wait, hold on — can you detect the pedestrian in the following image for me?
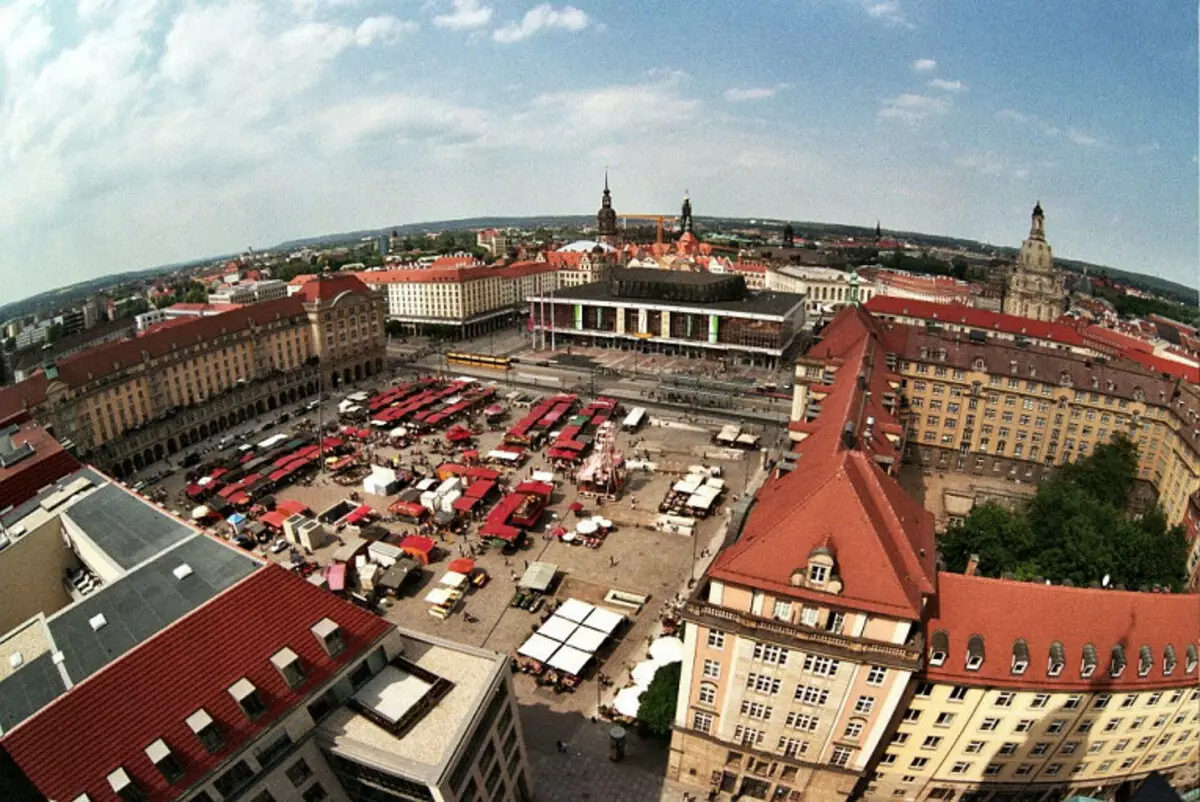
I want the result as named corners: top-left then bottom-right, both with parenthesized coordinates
top-left (524, 559), bottom-right (529, 569)
top-left (609, 555), bottom-right (617, 567)
top-left (555, 739), bottom-right (565, 753)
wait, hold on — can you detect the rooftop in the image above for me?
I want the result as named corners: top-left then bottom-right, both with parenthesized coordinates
top-left (0, 421), bottom-right (80, 513)
top-left (62, 483), bottom-right (194, 571)
top-left (2, 563), bottom-right (392, 801)
top-left (320, 634), bottom-right (503, 780)
top-left (533, 278), bottom-right (806, 318)
top-left (864, 295), bottom-right (1086, 348)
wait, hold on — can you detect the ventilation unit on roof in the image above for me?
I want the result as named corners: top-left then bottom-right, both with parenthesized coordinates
top-left (173, 563), bottom-right (194, 580)
top-left (89, 613), bottom-right (108, 631)
top-left (8, 652), bottom-right (22, 669)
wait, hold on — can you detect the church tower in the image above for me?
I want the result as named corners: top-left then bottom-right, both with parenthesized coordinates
top-left (680, 192), bottom-right (694, 234)
top-left (1003, 201), bottom-right (1066, 322)
top-left (596, 171), bottom-right (618, 246)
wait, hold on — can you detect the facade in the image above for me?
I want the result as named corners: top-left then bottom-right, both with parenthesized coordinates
top-left (673, 306), bottom-right (1200, 801)
top-left (1003, 203), bottom-right (1066, 323)
top-left (860, 268), bottom-right (975, 306)
top-left (544, 243), bottom-right (620, 288)
top-left (766, 265), bottom-right (876, 319)
top-left (209, 279), bottom-right (288, 306)
top-left (135, 308), bottom-right (170, 331)
top-left (476, 228), bottom-right (511, 256)
top-left (0, 274), bottom-right (384, 479)
top-left (527, 268), bottom-right (807, 369)
top-left (354, 262), bottom-right (560, 336)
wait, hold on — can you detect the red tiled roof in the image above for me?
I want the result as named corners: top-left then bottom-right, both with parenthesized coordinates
top-left (1123, 350), bottom-right (1200, 384)
top-left (0, 421), bottom-right (80, 510)
top-left (354, 261), bottom-right (556, 286)
top-left (926, 572), bottom-right (1200, 691)
top-left (2, 564), bottom-right (392, 802)
top-left (864, 296), bottom-right (1086, 347)
top-left (294, 273), bottom-right (372, 303)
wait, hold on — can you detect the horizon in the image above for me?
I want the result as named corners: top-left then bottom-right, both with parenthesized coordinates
top-left (1, 1), bottom-right (1195, 301)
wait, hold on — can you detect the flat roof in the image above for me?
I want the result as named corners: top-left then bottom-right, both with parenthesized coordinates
top-left (0, 466), bottom-right (104, 534)
top-left (353, 665), bottom-right (433, 724)
top-left (44, 535), bottom-right (258, 691)
top-left (320, 634), bottom-right (503, 781)
top-left (0, 652), bottom-right (68, 734)
top-left (532, 281), bottom-right (806, 318)
top-left (63, 483), bottom-right (192, 570)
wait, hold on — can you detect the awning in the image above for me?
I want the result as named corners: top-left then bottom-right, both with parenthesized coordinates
top-left (343, 504), bottom-right (373, 525)
top-left (260, 510), bottom-right (289, 529)
top-left (440, 571), bottom-right (469, 588)
top-left (555, 598), bottom-right (595, 623)
top-left (518, 633), bottom-right (560, 662)
top-left (399, 535), bottom-right (435, 554)
top-left (537, 616), bottom-right (578, 642)
top-left (447, 558), bottom-right (475, 574)
top-left (547, 645), bottom-right (591, 676)
top-left (518, 561), bottom-right (557, 592)
top-left (566, 626), bottom-right (607, 655)
top-left (378, 558), bottom-right (419, 590)
top-left (425, 587), bottom-right (454, 605)
top-left (582, 607), bottom-right (624, 635)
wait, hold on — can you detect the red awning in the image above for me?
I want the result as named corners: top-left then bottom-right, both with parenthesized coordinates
top-left (276, 499), bottom-right (309, 516)
top-left (343, 504), bottom-right (373, 525)
top-left (268, 469), bottom-right (289, 482)
top-left (260, 510), bottom-right (289, 529)
top-left (399, 535), bottom-right (435, 554)
top-left (184, 484), bottom-right (205, 499)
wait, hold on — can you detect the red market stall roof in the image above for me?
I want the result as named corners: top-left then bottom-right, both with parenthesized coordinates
top-left (230, 492), bottom-right (251, 506)
top-left (328, 455), bottom-right (357, 472)
top-left (321, 436), bottom-right (344, 449)
top-left (185, 483), bottom-right (205, 499)
top-left (343, 504), bottom-right (374, 525)
top-left (389, 500), bottom-right (427, 519)
top-left (399, 535), bottom-right (435, 554)
top-left (326, 562), bottom-right (346, 592)
top-left (276, 499), bottom-right (309, 516)
top-left (260, 510), bottom-right (289, 529)
top-left (437, 463), bottom-right (467, 477)
top-left (445, 425), bottom-right (472, 442)
top-left (465, 479), bottom-right (497, 499)
top-left (514, 480), bottom-right (554, 499)
top-left (453, 496), bottom-right (480, 513)
top-left (268, 468), bottom-right (289, 482)
top-left (448, 557), bottom-right (475, 573)
top-left (484, 404), bottom-right (504, 417)
top-left (462, 450), bottom-right (480, 461)
top-left (466, 466), bottom-right (499, 481)
top-left (209, 467), bottom-right (230, 479)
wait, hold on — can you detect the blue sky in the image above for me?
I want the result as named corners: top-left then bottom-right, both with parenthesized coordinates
top-left (0, 0), bottom-right (1196, 301)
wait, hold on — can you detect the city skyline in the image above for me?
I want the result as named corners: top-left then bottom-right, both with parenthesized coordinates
top-left (0, 0), bottom-right (1195, 301)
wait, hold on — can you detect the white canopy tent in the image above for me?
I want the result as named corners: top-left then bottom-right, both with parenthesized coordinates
top-left (631, 660), bottom-right (660, 686)
top-left (547, 645), bottom-right (591, 676)
top-left (583, 607), bottom-right (624, 635)
top-left (556, 598), bottom-right (596, 623)
top-left (440, 571), bottom-right (469, 588)
top-left (424, 587), bottom-right (454, 605)
top-left (517, 633), bottom-right (560, 662)
top-left (537, 616), bottom-right (578, 643)
top-left (566, 626), bottom-right (607, 655)
top-left (613, 686), bottom-right (645, 718)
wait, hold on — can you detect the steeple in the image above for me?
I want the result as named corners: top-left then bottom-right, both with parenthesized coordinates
top-left (681, 191), bottom-right (694, 234)
top-left (597, 171), bottom-right (618, 243)
top-left (875, 220), bottom-right (881, 241)
top-left (1029, 200), bottom-right (1046, 241)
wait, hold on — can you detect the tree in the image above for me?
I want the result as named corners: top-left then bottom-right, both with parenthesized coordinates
top-left (942, 435), bottom-right (1189, 589)
top-left (637, 661), bottom-right (681, 737)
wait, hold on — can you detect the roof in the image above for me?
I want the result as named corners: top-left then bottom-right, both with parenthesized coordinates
top-left (0, 421), bottom-right (80, 512)
top-left (865, 295), bottom-right (1086, 347)
top-left (294, 272), bottom-right (374, 303)
top-left (926, 572), bottom-right (1200, 691)
top-left (710, 448), bottom-right (936, 620)
top-left (62, 484), bottom-right (193, 571)
top-left (2, 563), bottom-right (392, 802)
top-left (353, 261), bottom-right (555, 286)
top-left (534, 280), bottom-right (806, 318)
top-left (558, 239), bottom-right (616, 253)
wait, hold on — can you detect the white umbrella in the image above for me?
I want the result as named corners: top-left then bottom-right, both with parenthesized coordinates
top-left (631, 660), bottom-right (659, 686)
top-left (191, 505), bottom-right (210, 520)
top-left (649, 636), bottom-right (685, 665)
top-left (613, 686), bottom-right (645, 718)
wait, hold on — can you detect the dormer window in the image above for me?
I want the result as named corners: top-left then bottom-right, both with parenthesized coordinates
top-left (1187, 644), bottom-right (1198, 674)
top-left (1011, 639), bottom-right (1029, 675)
top-left (966, 635), bottom-right (985, 671)
top-left (1081, 643), bottom-right (1097, 678)
top-left (1138, 646), bottom-right (1153, 678)
top-left (107, 768), bottom-right (146, 802)
top-left (1048, 642), bottom-right (1065, 677)
top-left (930, 630), bottom-right (948, 667)
top-left (809, 564), bottom-right (828, 585)
top-left (271, 647), bottom-right (307, 690)
top-left (145, 739), bottom-right (183, 783)
top-left (312, 617), bottom-right (346, 657)
top-left (186, 709), bottom-right (224, 753)
top-left (1110, 645), bottom-right (1127, 678)
top-left (1164, 645), bottom-right (1177, 675)
top-left (228, 678), bottom-right (267, 721)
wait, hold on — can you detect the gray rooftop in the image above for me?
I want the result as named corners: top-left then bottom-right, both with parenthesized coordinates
top-left (0, 466), bottom-right (104, 531)
top-left (0, 653), bottom-right (68, 734)
top-left (46, 535), bottom-right (258, 689)
top-left (63, 483), bottom-right (192, 569)
top-left (535, 281), bottom-right (806, 317)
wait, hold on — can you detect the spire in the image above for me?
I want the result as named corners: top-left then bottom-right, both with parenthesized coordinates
top-left (875, 220), bottom-right (881, 240)
top-left (681, 191), bottom-right (694, 234)
top-left (1029, 200), bottom-right (1046, 240)
top-left (604, 168), bottom-right (609, 192)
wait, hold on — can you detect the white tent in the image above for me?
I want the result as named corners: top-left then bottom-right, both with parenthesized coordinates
top-left (649, 637), bottom-right (685, 665)
top-left (538, 616), bottom-right (578, 643)
top-left (532, 470), bottom-right (555, 484)
top-left (440, 571), bottom-right (469, 588)
top-left (566, 626), bottom-right (607, 655)
top-left (583, 607), bottom-right (624, 635)
top-left (547, 645), bottom-right (591, 676)
top-left (556, 598), bottom-right (595, 623)
top-left (191, 506), bottom-right (210, 520)
top-left (517, 633), bottom-right (560, 662)
top-left (631, 660), bottom-right (660, 686)
top-left (613, 686), bottom-right (645, 718)
top-left (424, 587), bottom-right (454, 605)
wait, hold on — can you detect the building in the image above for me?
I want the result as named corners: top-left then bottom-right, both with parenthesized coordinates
top-left (13, 322), bottom-right (51, 351)
top-left (1003, 203), bottom-right (1066, 322)
top-left (597, 172), bottom-right (619, 247)
top-left (6, 318), bottom-right (136, 382)
top-left (134, 307), bottom-right (170, 331)
top-left (860, 268), bottom-right (975, 306)
top-left (354, 262), bottom-right (560, 337)
top-left (671, 306), bottom-right (1200, 801)
top-left (477, 228), bottom-right (511, 257)
top-left (209, 279), bottom-right (289, 306)
top-left (669, 306), bottom-right (932, 800)
top-left (544, 242), bottom-right (620, 287)
top-left (0, 420), bottom-right (80, 513)
top-left (0, 274), bottom-right (385, 480)
top-left (766, 265), bottom-right (876, 319)
top-left (527, 268), bottom-right (807, 369)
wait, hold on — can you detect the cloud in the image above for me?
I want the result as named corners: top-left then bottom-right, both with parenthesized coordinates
top-left (996, 108), bottom-right (1028, 123)
top-left (723, 83), bottom-right (790, 102)
top-left (1067, 127), bottom-right (1102, 147)
top-left (493, 4), bottom-right (589, 44)
top-left (1013, 167), bottom-right (1030, 179)
top-left (927, 78), bottom-right (964, 92)
top-left (878, 93), bottom-right (950, 122)
top-left (433, 0), bottom-right (493, 30)
top-left (953, 152), bottom-right (1005, 175)
top-left (354, 16), bottom-right (419, 46)
top-left (865, 1), bottom-right (913, 28)
top-left (911, 58), bottom-right (936, 72)
top-left (1135, 141), bottom-right (1159, 155)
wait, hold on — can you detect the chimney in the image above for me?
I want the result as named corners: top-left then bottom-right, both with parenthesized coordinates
top-left (965, 554), bottom-right (980, 577)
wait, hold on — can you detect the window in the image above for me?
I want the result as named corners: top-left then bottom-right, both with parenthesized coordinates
top-left (854, 696), bottom-right (875, 714)
top-left (829, 746), bottom-right (853, 767)
top-left (979, 718), bottom-right (999, 732)
top-left (1031, 693), bottom-right (1051, 709)
top-left (1104, 718), bottom-right (1122, 733)
top-left (707, 630), bottom-right (725, 650)
top-left (773, 601), bottom-right (793, 621)
top-left (734, 725), bottom-right (765, 746)
top-left (312, 618), bottom-right (345, 657)
top-left (1014, 719), bottom-right (1035, 733)
top-left (995, 692), bottom-right (1015, 708)
top-left (1121, 694), bottom-right (1137, 709)
top-left (753, 643), bottom-right (789, 665)
top-left (741, 701), bottom-right (773, 720)
top-left (286, 759), bottom-right (314, 787)
top-left (922, 736), bottom-right (942, 750)
top-left (909, 757), bottom-right (929, 769)
top-left (1014, 763), bottom-right (1034, 777)
top-left (785, 712), bottom-right (820, 732)
top-left (698, 683), bottom-right (717, 705)
top-left (795, 686), bottom-right (829, 706)
top-left (1064, 694), bottom-right (1083, 710)
top-left (1088, 741), bottom-right (1106, 754)
top-left (824, 612), bottom-right (845, 633)
top-left (144, 739), bottom-right (183, 784)
top-left (950, 761), bottom-right (971, 775)
top-left (891, 732), bottom-right (910, 745)
top-left (802, 654), bottom-right (839, 677)
top-left (998, 742), bottom-right (1018, 756)
top-left (844, 721), bottom-right (864, 739)
top-left (948, 685), bottom-right (968, 702)
top-left (914, 681), bottom-right (934, 697)
top-left (984, 764), bottom-right (1001, 776)
top-left (692, 711), bottom-right (714, 734)
top-left (186, 709), bottom-right (224, 754)
top-left (964, 740), bottom-right (985, 754)
top-left (903, 709), bottom-right (922, 723)
top-left (302, 785), bottom-right (328, 802)
top-left (934, 712), bottom-right (956, 728)
top-left (1113, 739), bottom-right (1130, 753)
top-left (809, 564), bottom-right (828, 584)
top-left (746, 674), bottom-right (781, 695)
top-left (213, 761), bottom-right (255, 797)
top-left (1030, 742), bottom-right (1050, 756)
top-left (703, 659), bottom-right (720, 679)
top-left (866, 666), bottom-right (887, 686)
top-left (271, 648), bottom-right (306, 690)
top-left (801, 607), bottom-right (819, 627)
top-left (228, 679), bottom-right (266, 721)
top-left (1046, 719), bottom-right (1066, 734)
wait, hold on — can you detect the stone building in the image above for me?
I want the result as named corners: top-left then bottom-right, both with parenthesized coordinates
top-left (1003, 203), bottom-right (1066, 322)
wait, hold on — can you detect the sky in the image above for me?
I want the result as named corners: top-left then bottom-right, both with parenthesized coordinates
top-left (0, 0), bottom-right (1196, 302)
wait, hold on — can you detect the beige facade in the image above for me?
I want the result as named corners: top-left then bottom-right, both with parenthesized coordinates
top-left (1003, 203), bottom-right (1066, 323)
top-left (357, 263), bottom-right (560, 328)
top-left (766, 266), bottom-right (876, 318)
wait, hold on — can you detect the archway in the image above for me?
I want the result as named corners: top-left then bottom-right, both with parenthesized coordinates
top-left (364, 361), bottom-right (374, 377)
top-left (256, 400), bottom-right (266, 415)
top-left (199, 422), bottom-right (209, 439)
top-left (288, 388), bottom-right (297, 403)
top-left (278, 392), bottom-right (287, 408)
top-left (218, 415), bottom-right (227, 430)
top-left (330, 373), bottom-right (340, 389)
top-left (153, 444), bottom-right (164, 461)
top-left (307, 381), bottom-right (317, 395)
top-left (354, 364), bottom-right (363, 381)
top-left (375, 357), bottom-right (383, 374)
top-left (267, 396), bottom-right (277, 411)
top-left (143, 448), bottom-right (154, 466)
top-left (343, 367), bottom-right (352, 384)
top-left (132, 453), bottom-right (144, 471)
top-left (189, 428), bottom-right (199, 444)
top-left (167, 438), bottom-right (178, 454)
top-left (111, 463), bottom-right (125, 480)
top-left (122, 458), bottom-right (134, 476)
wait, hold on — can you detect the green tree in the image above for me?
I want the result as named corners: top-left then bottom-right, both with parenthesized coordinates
top-left (181, 281), bottom-right (208, 304)
top-left (637, 661), bottom-right (681, 737)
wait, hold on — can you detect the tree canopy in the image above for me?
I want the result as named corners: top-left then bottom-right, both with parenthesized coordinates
top-left (940, 435), bottom-right (1188, 590)
top-left (637, 662), bottom-right (681, 737)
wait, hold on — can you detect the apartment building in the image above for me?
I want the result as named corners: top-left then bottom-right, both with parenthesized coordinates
top-left (766, 265), bottom-right (877, 319)
top-left (0, 274), bottom-right (385, 480)
top-left (670, 307), bottom-right (934, 800)
top-left (864, 573), bottom-right (1200, 801)
top-left (354, 262), bottom-right (559, 336)
top-left (209, 279), bottom-right (289, 306)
